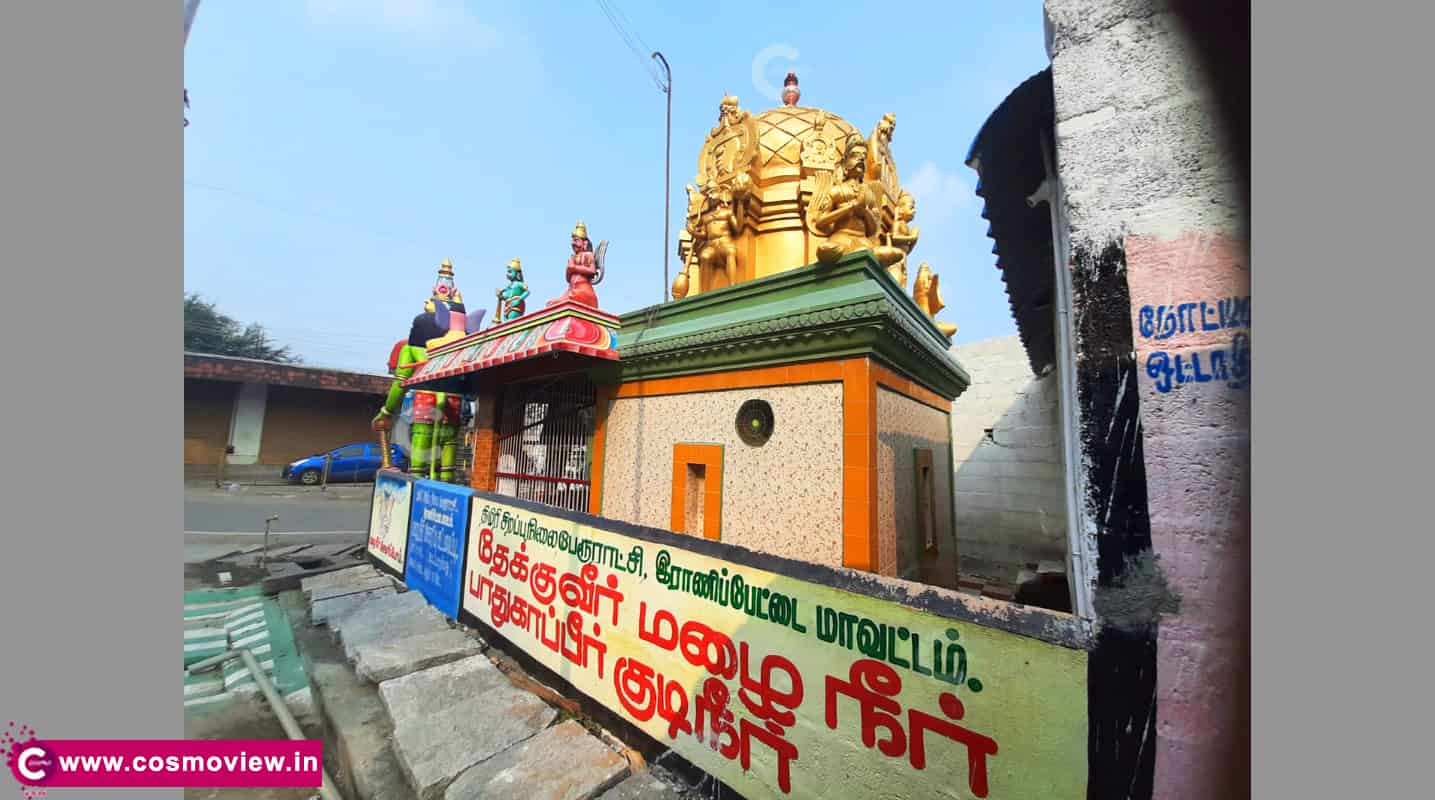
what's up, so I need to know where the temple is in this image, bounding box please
[359,9,1251,792]
[384,79,969,588]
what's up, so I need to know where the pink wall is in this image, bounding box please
[1045,0,1251,794]
[1126,232,1250,798]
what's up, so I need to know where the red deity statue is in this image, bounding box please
[547,220,605,309]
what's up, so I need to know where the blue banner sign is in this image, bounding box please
[404,479,472,618]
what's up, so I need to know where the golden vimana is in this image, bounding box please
[673,78,956,338]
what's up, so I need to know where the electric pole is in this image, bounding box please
[652,52,672,303]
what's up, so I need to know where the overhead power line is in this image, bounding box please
[593,0,667,91]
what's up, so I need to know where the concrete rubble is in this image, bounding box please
[299,562,692,800]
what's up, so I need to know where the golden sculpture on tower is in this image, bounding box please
[866,112,900,201]
[912,262,959,340]
[811,134,885,265]
[879,190,920,288]
[670,75,960,336]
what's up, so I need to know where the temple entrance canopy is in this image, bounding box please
[401,299,620,510]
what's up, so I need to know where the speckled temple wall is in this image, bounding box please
[599,382,844,567]
[876,387,957,588]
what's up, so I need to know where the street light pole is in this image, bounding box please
[185,0,203,46]
[652,52,672,303]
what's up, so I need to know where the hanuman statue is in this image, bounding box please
[693,179,750,292]
[675,94,759,296]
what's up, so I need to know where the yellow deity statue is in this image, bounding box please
[693,181,749,291]
[812,136,887,265]
[866,112,900,201]
[876,190,920,288]
[912,262,958,339]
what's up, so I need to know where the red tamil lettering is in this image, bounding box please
[528,562,558,606]
[612,657,658,722]
[491,543,512,577]
[825,659,906,758]
[679,620,738,680]
[739,717,798,794]
[638,602,680,651]
[488,584,511,629]
[737,642,803,731]
[693,677,739,759]
[908,693,998,798]
[659,676,692,740]
[476,527,494,565]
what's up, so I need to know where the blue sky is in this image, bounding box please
[183,0,1050,373]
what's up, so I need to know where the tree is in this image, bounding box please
[184,293,302,363]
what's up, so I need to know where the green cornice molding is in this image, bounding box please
[608,252,971,398]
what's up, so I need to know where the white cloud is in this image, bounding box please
[905,161,973,223]
[306,0,496,45]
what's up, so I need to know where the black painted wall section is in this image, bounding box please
[1073,240,1158,800]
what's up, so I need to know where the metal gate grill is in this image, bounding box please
[494,378,596,513]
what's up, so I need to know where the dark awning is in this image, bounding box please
[965,67,1057,375]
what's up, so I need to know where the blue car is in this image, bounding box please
[282,442,408,485]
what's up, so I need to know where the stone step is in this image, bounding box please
[352,627,485,684]
[296,604,414,800]
[379,655,558,800]
[444,720,630,800]
[311,586,396,626]
[308,659,414,800]
[301,564,382,596]
[309,575,398,603]
[325,587,428,634]
[333,595,447,657]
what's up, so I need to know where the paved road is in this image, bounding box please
[184,485,375,565]
[184,485,373,534]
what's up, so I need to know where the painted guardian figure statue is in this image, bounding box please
[496,258,530,322]
[373,260,485,483]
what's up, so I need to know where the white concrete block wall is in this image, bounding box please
[950,335,1068,580]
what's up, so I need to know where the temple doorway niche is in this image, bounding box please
[493,376,596,514]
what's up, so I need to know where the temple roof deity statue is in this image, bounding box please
[674,76,921,301]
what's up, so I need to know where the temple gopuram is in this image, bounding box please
[393,76,969,589]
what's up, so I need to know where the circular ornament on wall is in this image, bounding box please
[736,399,775,447]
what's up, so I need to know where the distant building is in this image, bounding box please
[183,352,389,479]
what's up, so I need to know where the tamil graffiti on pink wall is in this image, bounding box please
[1139,297,1250,393]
